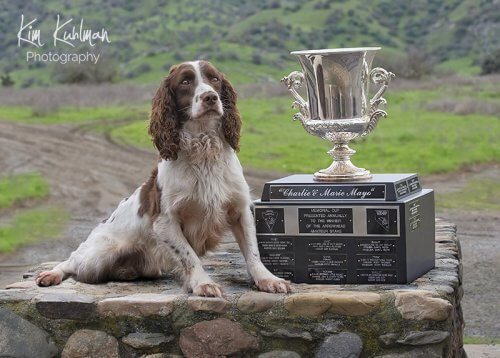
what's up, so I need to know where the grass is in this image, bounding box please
[436,58,481,76]
[0,172,50,209]
[463,336,500,345]
[0,207,69,253]
[0,105,145,124]
[111,92,500,176]
[437,178,500,211]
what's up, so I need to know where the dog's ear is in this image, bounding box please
[220,74,241,151]
[149,68,180,160]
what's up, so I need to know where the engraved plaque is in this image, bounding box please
[269,184,386,200]
[356,270,398,283]
[395,180,410,198]
[299,208,353,234]
[308,269,347,284]
[307,254,347,268]
[357,239,396,254]
[366,208,398,235]
[261,252,294,267]
[255,208,285,233]
[356,255,397,268]
[307,238,347,253]
[258,236,293,252]
[407,177,421,193]
[409,199,421,232]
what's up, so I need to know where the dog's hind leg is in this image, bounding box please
[35,231,126,286]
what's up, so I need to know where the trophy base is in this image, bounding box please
[255,174,435,284]
[314,168,372,182]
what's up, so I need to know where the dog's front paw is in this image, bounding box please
[255,277,292,294]
[192,282,223,297]
[35,270,62,287]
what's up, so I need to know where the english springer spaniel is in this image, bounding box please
[35,61,291,296]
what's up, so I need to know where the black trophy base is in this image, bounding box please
[254,174,435,285]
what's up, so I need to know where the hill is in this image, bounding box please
[0,0,498,87]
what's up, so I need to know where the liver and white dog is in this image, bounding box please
[35,61,291,296]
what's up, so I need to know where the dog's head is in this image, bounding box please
[149,60,241,160]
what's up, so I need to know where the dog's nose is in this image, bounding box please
[200,92,218,105]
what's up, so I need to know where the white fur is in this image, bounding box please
[189,61,223,119]
[35,63,291,296]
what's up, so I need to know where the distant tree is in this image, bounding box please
[53,54,117,84]
[480,49,500,74]
[1,72,14,87]
[404,47,435,79]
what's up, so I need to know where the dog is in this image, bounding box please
[35,61,292,296]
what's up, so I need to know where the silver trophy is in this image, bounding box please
[282,47,394,182]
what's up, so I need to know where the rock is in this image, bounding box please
[97,293,181,317]
[394,290,452,321]
[284,292,380,317]
[258,351,301,358]
[314,321,343,334]
[0,307,58,358]
[187,296,230,313]
[179,318,259,357]
[396,330,450,345]
[418,284,454,295]
[379,333,399,346]
[36,292,95,320]
[62,329,119,358]
[122,332,174,349]
[0,288,36,302]
[327,291,381,316]
[237,291,282,313]
[283,293,331,316]
[5,281,35,289]
[140,355,182,358]
[261,328,313,341]
[315,332,363,358]
[375,346,442,357]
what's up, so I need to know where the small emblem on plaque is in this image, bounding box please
[262,210,278,231]
[255,208,285,233]
[366,208,398,235]
[374,209,390,232]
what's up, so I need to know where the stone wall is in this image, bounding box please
[0,219,464,357]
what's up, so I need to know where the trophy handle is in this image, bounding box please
[363,67,395,136]
[281,71,310,122]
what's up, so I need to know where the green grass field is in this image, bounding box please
[0,207,69,253]
[0,172,69,253]
[0,105,146,125]
[0,172,49,209]
[111,92,499,176]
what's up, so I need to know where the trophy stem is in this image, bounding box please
[314,143,372,182]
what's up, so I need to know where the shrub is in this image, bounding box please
[0,72,14,87]
[53,54,117,84]
[481,49,500,75]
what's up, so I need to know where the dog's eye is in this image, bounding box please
[211,77,219,83]
[181,79,190,85]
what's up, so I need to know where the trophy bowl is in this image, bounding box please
[282,47,395,182]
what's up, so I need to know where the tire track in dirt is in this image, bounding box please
[0,120,277,269]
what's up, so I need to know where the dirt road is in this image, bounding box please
[0,120,498,339]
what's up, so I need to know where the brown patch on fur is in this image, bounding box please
[220,73,241,151]
[149,66,182,160]
[177,199,228,257]
[138,167,162,221]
